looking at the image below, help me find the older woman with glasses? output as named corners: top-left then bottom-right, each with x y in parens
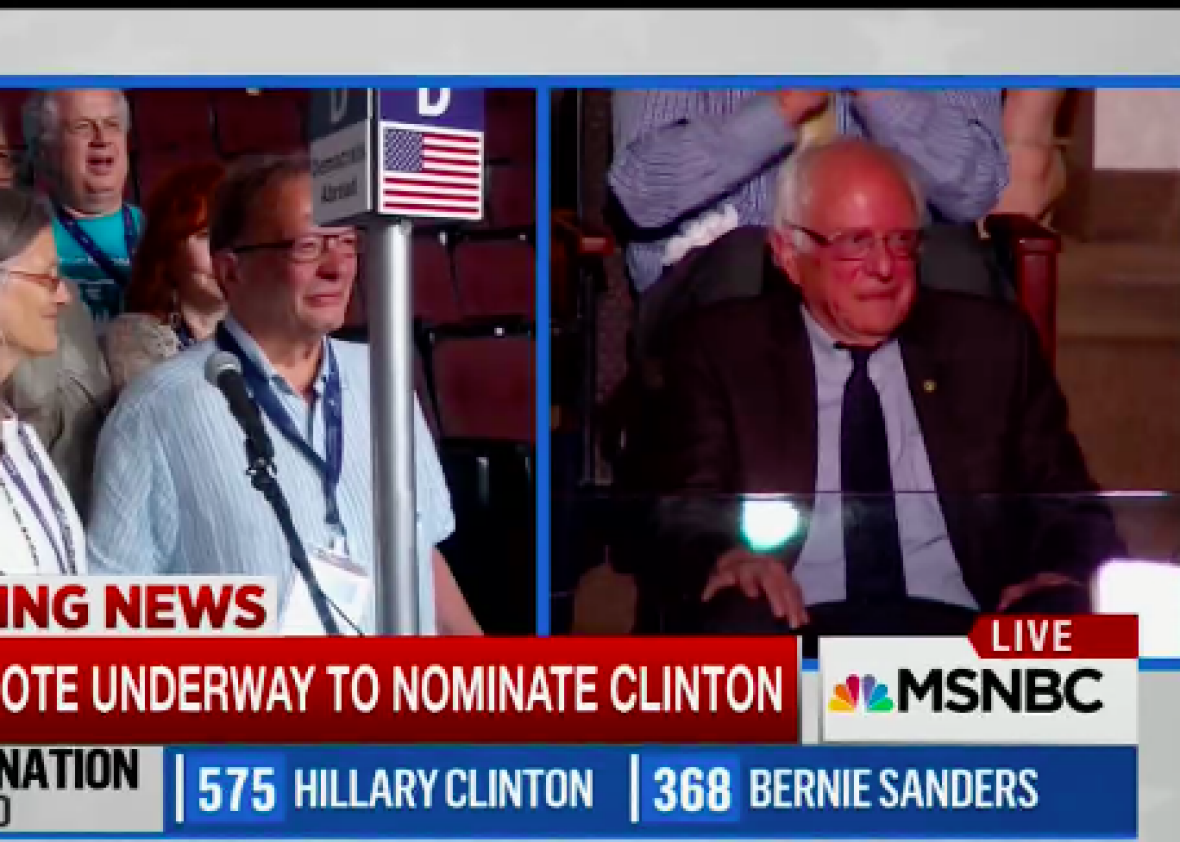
top-left (0, 188), bottom-right (85, 574)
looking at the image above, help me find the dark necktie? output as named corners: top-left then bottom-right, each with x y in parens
top-left (840, 346), bottom-right (907, 602)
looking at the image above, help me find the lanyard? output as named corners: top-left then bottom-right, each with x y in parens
top-left (175, 321), bottom-right (195, 349)
top-left (214, 323), bottom-right (347, 540)
top-left (54, 203), bottom-right (139, 286)
top-left (0, 426), bottom-right (76, 575)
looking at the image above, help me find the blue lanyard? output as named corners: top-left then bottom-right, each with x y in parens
top-left (214, 323), bottom-right (347, 538)
top-left (175, 321), bottom-right (195, 349)
top-left (53, 203), bottom-right (139, 286)
top-left (0, 426), bottom-right (76, 575)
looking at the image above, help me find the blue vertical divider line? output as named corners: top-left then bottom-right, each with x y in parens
top-left (535, 86), bottom-right (553, 636)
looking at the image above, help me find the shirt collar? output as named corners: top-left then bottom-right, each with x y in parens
top-left (222, 315), bottom-right (334, 397)
top-left (800, 304), bottom-right (847, 366)
top-left (799, 305), bottom-right (899, 369)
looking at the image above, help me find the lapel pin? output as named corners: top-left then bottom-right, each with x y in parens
top-left (923, 379), bottom-right (937, 393)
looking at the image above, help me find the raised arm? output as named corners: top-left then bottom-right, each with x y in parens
top-left (853, 89), bottom-right (1008, 223)
top-left (992, 89), bottom-right (1068, 220)
top-left (608, 90), bottom-right (822, 230)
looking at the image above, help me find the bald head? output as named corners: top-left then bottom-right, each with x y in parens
top-left (774, 138), bottom-right (925, 243)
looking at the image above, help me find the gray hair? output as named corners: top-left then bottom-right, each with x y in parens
top-left (21, 89), bottom-right (132, 162)
top-left (772, 138), bottom-right (929, 249)
top-left (0, 188), bottom-right (52, 268)
top-left (209, 153), bottom-right (312, 254)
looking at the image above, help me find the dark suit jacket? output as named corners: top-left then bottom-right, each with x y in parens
top-left (651, 282), bottom-right (1125, 613)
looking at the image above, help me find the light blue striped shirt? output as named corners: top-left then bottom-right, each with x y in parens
top-left (86, 318), bottom-right (455, 634)
top-left (609, 89), bottom-right (1007, 292)
top-left (795, 307), bottom-right (977, 610)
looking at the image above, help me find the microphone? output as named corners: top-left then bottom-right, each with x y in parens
top-left (205, 352), bottom-right (273, 464)
top-left (204, 349), bottom-right (341, 637)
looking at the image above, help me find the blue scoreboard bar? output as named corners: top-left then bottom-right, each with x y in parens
top-left (162, 744), bottom-right (1136, 839)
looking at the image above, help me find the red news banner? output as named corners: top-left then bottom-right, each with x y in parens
top-left (0, 636), bottom-right (801, 745)
top-left (0, 580), bottom-right (801, 744)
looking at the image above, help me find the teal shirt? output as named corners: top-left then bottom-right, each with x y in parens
top-left (52, 204), bottom-right (144, 329)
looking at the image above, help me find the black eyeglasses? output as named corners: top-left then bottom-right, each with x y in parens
top-left (787, 224), bottom-right (923, 261)
top-left (233, 231), bottom-right (365, 264)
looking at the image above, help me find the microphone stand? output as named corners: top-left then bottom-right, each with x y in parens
top-left (243, 434), bottom-right (342, 637)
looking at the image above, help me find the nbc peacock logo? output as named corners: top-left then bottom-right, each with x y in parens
top-left (828, 673), bottom-right (895, 713)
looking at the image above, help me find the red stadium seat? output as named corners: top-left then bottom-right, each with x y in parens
top-left (433, 335), bottom-right (535, 442)
top-left (413, 232), bottom-right (460, 324)
top-left (133, 150), bottom-right (218, 204)
top-left (484, 163), bottom-right (535, 229)
top-left (1, 89), bottom-right (31, 185)
top-left (0, 89), bottom-right (27, 146)
top-left (262, 88), bottom-right (311, 107)
top-left (130, 90), bottom-right (214, 153)
top-left (485, 90), bottom-right (536, 165)
top-left (453, 235), bottom-right (535, 319)
top-left (213, 90), bottom-right (305, 157)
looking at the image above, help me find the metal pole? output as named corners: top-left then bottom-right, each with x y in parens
top-left (367, 217), bottom-right (420, 635)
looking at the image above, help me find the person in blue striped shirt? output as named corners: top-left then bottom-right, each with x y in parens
top-left (87, 154), bottom-right (482, 636)
top-left (609, 89), bottom-right (1008, 304)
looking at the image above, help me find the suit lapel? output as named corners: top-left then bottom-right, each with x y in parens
top-left (746, 289), bottom-right (819, 498)
top-left (900, 344), bottom-right (959, 495)
top-left (898, 294), bottom-right (981, 590)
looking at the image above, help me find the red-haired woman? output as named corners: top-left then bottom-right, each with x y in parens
top-left (104, 161), bottom-right (226, 392)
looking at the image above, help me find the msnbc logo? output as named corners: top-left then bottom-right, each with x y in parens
top-left (828, 674), bottom-right (894, 713)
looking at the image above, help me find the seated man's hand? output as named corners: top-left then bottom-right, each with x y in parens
top-left (997, 571), bottom-right (1083, 612)
top-left (702, 548), bottom-right (809, 628)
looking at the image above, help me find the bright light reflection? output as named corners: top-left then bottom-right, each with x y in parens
top-left (1095, 559), bottom-right (1180, 658)
top-left (740, 498), bottom-right (801, 554)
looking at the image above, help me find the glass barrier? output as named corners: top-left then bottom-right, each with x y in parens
top-left (551, 490), bottom-right (1180, 657)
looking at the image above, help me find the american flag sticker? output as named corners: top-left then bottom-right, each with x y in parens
top-left (379, 121), bottom-right (484, 221)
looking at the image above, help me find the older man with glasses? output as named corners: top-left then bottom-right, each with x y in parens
top-left (650, 137), bottom-right (1124, 640)
top-left (23, 88), bottom-right (142, 327)
top-left (87, 154), bottom-right (482, 637)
